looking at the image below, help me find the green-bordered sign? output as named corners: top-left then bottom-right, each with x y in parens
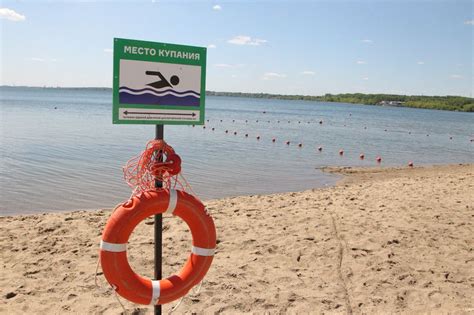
top-left (113, 38), bottom-right (206, 125)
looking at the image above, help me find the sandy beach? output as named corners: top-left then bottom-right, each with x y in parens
top-left (1, 164), bottom-right (473, 314)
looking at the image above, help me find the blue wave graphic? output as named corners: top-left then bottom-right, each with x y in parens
top-left (119, 91), bottom-right (200, 106)
top-left (119, 86), bottom-right (200, 96)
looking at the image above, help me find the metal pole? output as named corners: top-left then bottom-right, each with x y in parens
top-left (154, 124), bottom-right (164, 315)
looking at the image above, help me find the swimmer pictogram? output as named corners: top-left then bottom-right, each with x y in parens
top-left (145, 71), bottom-right (180, 89)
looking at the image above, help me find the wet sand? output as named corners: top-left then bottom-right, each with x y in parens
top-left (1, 164), bottom-right (473, 314)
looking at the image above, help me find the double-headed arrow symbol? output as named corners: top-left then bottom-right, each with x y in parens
top-left (124, 110), bottom-right (196, 117)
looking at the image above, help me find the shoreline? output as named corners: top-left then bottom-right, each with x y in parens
top-left (1, 163), bottom-right (473, 314)
top-left (2, 163), bottom-right (470, 218)
top-left (2, 86), bottom-right (473, 112)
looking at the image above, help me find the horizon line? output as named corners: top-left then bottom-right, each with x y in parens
top-left (0, 85), bottom-right (472, 99)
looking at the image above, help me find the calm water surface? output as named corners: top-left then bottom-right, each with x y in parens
top-left (1, 87), bottom-right (472, 215)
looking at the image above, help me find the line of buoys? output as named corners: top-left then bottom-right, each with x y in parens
top-left (201, 120), bottom-right (465, 142)
top-left (200, 119), bottom-right (461, 165)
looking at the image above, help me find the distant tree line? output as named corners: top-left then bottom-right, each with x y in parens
top-left (206, 91), bottom-right (474, 112)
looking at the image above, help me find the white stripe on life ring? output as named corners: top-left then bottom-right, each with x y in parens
top-left (100, 240), bottom-right (127, 252)
top-left (165, 189), bottom-right (177, 214)
top-left (150, 280), bottom-right (160, 305)
top-left (192, 246), bottom-right (215, 256)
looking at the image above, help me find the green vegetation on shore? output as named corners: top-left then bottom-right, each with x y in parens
top-left (206, 91), bottom-right (474, 112)
top-left (2, 86), bottom-right (472, 112)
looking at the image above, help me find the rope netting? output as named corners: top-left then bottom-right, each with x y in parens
top-left (123, 139), bottom-right (195, 196)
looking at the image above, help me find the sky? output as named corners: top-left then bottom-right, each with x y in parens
top-left (0, 0), bottom-right (473, 97)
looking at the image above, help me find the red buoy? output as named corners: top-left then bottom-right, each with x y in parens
top-left (339, 150), bottom-right (344, 156)
top-left (376, 156), bottom-right (382, 163)
top-left (408, 161), bottom-right (414, 167)
top-left (359, 154), bottom-right (365, 160)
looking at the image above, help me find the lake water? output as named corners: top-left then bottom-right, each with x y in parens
top-left (1, 87), bottom-right (473, 215)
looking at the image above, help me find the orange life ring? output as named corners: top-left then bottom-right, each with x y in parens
top-left (99, 189), bottom-right (216, 305)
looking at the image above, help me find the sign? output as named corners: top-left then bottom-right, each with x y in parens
top-left (113, 38), bottom-right (206, 125)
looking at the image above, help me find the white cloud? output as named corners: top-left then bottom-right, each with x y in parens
top-left (262, 72), bottom-right (286, 80)
top-left (417, 61), bottom-right (425, 65)
top-left (29, 57), bottom-right (59, 63)
top-left (361, 39), bottom-right (373, 43)
top-left (464, 20), bottom-right (474, 25)
top-left (103, 48), bottom-right (113, 53)
top-left (207, 44), bottom-right (216, 49)
top-left (301, 71), bottom-right (315, 75)
top-left (214, 63), bottom-right (244, 68)
top-left (356, 60), bottom-right (367, 64)
top-left (213, 5), bottom-right (222, 10)
top-left (228, 35), bottom-right (267, 46)
top-left (0, 8), bottom-right (26, 21)
top-left (363, 77), bottom-right (369, 80)
top-left (450, 74), bottom-right (463, 79)
top-left (231, 74), bottom-right (237, 78)
top-left (214, 63), bottom-right (233, 68)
